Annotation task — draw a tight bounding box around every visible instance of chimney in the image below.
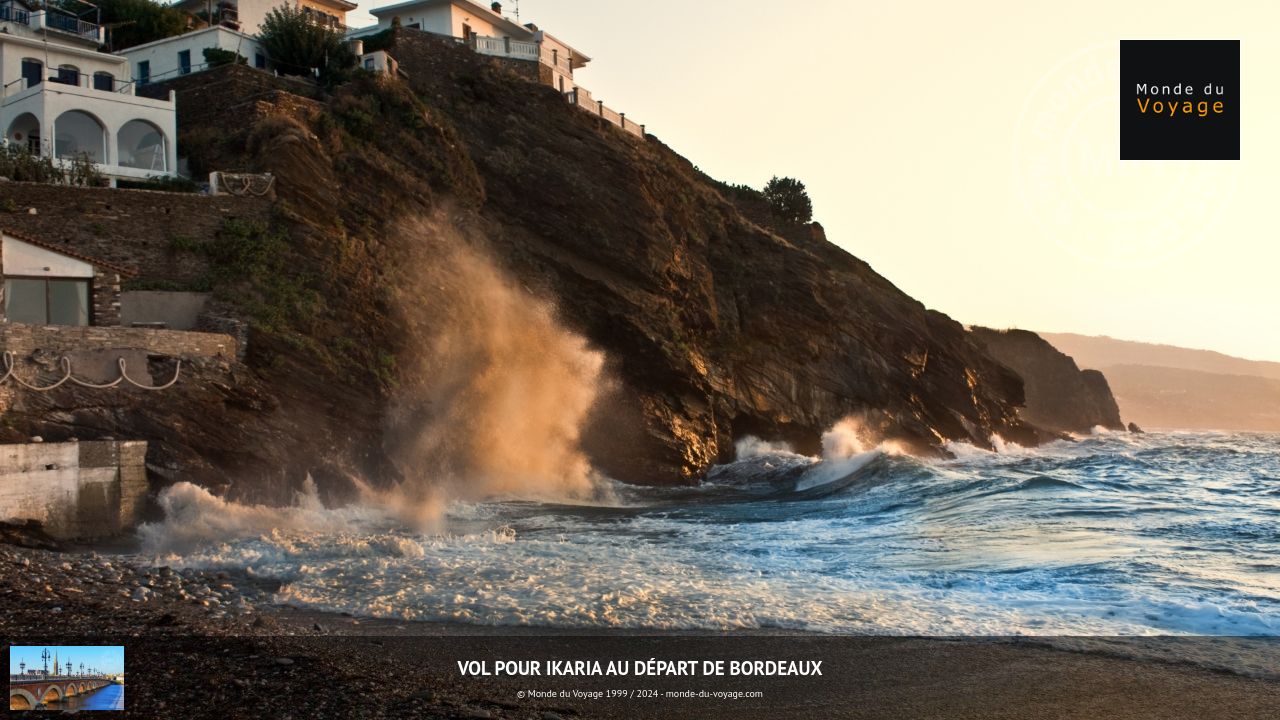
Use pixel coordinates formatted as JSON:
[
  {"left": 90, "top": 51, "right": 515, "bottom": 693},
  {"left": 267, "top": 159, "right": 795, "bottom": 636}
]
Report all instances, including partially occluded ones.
[{"left": 491, "top": 2, "right": 502, "bottom": 13}]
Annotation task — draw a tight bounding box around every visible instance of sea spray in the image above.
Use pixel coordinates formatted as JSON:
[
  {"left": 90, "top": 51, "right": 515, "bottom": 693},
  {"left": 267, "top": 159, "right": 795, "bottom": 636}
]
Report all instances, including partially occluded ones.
[
  {"left": 142, "top": 215, "right": 612, "bottom": 549},
  {"left": 383, "top": 217, "right": 609, "bottom": 525}
]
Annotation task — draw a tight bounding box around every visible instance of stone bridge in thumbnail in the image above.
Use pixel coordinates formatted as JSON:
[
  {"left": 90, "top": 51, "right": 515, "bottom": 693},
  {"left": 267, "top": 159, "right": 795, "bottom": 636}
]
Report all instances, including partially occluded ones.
[{"left": 9, "top": 675, "right": 116, "bottom": 710}]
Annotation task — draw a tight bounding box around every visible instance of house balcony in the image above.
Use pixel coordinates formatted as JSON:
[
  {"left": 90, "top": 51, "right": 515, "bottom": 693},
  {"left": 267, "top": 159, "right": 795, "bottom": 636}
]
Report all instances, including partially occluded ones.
[
  {"left": 1, "top": 78, "right": 178, "bottom": 182},
  {"left": 42, "top": 8, "right": 99, "bottom": 40},
  {"left": 0, "top": 3, "right": 31, "bottom": 25},
  {"left": 470, "top": 35, "right": 574, "bottom": 76}
]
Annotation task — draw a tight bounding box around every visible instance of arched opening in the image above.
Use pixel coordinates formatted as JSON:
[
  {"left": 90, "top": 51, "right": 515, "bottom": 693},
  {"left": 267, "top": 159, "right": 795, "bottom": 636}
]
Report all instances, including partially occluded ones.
[
  {"left": 93, "top": 71, "right": 115, "bottom": 91},
  {"left": 116, "top": 119, "right": 166, "bottom": 171},
  {"left": 40, "top": 685, "right": 63, "bottom": 705},
  {"left": 64, "top": 683, "right": 77, "bottom": 697},
  {"left": 6, "top": 112, "right": 41, "bottom": 154},
  {"left": 54, "top": 110, "right": 106, "bottom": 163},
  {"left": 10, "top": 689, "right": 37, "bottom": 710}
]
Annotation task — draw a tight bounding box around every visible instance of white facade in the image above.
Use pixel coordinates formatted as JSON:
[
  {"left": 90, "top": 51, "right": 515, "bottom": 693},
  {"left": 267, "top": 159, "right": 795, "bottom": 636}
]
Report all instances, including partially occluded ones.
[
  {"left": 3, "top": 235, "right": 94, "bottom": 278},
  {"left": 361, "top": 0, "right": 590, "bottom": 93},
  {"left": 0, "top": 9, "right": 178, "bottom": 181},
  {"left": 119, "top": 26, "right": 267, "bottom": 86},
  {"left": 368, "top": 0, "right": 520, "bottom": 39},
  {"left": 359, "top": 49, "right": 398, "bottom": 76},
  {"left": 170, "top": 0, "right": 359, "bottom": 36}
]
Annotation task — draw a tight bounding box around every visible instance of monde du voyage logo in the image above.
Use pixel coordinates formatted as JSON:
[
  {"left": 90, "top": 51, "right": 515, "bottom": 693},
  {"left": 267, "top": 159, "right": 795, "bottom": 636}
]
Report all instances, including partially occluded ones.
[{"left": 1120, "top": 40, "right": 1240, "bottom": 160}]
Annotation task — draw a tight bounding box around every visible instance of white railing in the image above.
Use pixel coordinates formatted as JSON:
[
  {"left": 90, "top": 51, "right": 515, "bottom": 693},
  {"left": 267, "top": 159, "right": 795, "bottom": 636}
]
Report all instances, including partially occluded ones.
[
  {"left": 473, "top": 35, "right": 540, "bottom": 62},
  {"left": 568, "top": 88, "right": 644, "bottom": 139},
  {"left": 540, "top": 47, "right": 572, "bottom": 75},
  {"left": 467, "top": 33, "right": 648, "bottom": 140}
]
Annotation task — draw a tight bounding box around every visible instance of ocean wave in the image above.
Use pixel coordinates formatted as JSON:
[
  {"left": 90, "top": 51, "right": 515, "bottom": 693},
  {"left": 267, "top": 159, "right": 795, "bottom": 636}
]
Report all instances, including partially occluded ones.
[{"left": 135, "top": 431, "right": 1280, "bottom": 652}]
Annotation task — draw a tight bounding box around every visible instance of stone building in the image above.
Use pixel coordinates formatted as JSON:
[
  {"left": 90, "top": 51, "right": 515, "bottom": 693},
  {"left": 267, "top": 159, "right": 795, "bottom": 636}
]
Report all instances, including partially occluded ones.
[{"left": 0, "top": 228, "right": 132, "bottom": 327}]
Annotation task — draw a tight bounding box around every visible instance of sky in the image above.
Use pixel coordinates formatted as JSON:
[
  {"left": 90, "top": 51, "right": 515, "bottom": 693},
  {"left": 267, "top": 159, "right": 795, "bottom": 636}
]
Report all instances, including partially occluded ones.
[
  {"left": 352, "top": 1, "right": 1278, "bottom": 362},
  {"left": 9, "top": 646, "right": 124, "bottom": 675}
]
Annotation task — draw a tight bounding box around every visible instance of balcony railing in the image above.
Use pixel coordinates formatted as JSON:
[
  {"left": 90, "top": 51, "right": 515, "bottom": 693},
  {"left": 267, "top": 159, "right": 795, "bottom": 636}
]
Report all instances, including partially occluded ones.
[
  {"left": 44, "top": 9, "right": 98, "bottom": 39},
  {"left": 0, "top": 4, "right": 31, "bottom": 24}
]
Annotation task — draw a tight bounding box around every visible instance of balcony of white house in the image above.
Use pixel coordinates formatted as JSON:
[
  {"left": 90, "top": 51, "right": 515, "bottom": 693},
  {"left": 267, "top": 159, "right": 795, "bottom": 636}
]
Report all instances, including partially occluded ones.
[
  {"left": 0, "top": 3, "right": 104, "bottom": 44},
  {"left": 2, "top": 74, "right": 177, "bottom": 182},
  {"left": 470, "top": 34, "right": 576, "bottom": 76}
]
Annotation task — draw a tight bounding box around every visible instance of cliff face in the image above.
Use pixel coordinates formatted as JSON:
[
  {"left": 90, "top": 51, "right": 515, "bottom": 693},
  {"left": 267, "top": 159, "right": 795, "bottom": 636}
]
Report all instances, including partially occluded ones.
[
  {"left": 969, "top": 328, "right": 1124, "bottom": 435},
  {"left": 2, "top": 33, "right": 1058, "bottom": 498}
]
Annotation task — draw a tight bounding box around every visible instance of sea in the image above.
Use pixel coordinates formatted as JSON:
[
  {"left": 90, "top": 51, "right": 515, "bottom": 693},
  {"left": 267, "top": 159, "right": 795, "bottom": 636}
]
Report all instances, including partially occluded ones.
[{"left": 139, "top": 431, "right": 1279, "bottom": 641}]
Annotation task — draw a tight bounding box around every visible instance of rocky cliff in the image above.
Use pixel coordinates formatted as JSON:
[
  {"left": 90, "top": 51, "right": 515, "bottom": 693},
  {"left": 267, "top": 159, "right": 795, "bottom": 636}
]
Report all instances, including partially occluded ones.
[
  {"left": 2, "top": 32, "right": 1064, "bottom": 500},
  {"left": 969, "top": 327, "right": 1124, "bottom": 434}
]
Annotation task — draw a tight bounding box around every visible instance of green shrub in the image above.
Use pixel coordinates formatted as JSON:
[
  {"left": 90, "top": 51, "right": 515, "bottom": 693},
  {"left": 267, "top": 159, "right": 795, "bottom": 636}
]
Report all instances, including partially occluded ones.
[
  {"left": 97, "top": 0, "right": 189, "bottom": 52},
  {"left": 203, "top": 47, "right": 247, "bottom": 68},
  {"left": 762, "top": 176, "right": 813, "bottom": 224},
  {"left": 0, "top": 144, "right": 103, "bottom": 186},
  {"left": 259, "top": 6, "right": 356, "bottom": 85}
]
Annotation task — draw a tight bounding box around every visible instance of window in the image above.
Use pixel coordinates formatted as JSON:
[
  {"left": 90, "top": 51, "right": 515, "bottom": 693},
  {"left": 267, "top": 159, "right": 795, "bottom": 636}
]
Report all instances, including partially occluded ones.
[
  {"left": 254, "top": 53, "right": 266, "bottom": 69},
  {"left": 137, "top": 60, "right": 150, "bottom": 85},
  {"left": 364, "top": 58, "right": 375, "bottom": 70},
  {"left": 93, "top": 72, "right": 114, "bottom": 91},
  {"left": 54, "top": 65, "right": 80, "bottom": 86},
  {"left": 20, "top": 59, "right": 42, "bottom": 88},
  {"left": 4, "top": 278, "right": 90, "bottom": 326},
  {"left": 178, "top": 50, "right": 191, "bottom": 75}
]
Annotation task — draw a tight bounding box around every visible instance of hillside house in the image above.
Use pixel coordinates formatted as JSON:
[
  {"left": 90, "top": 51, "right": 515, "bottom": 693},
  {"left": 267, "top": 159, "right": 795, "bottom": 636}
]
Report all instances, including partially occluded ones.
[
  {"left": 120, "top": 25, "right": 268, "bottom": 84},
  {"left": 0, "top": 229, "right": 133, "bottom": 327},
  {"left": 364, "top": 0, "right": 590, "bottom": 94},
  {"left": 0, "top": 0, "right": 178, "bottom": 181},
  {"left": 169, "top": 0, "right": 357, "bottom": 35},
  {"left": 118, "top": 0, "right": 360, "bottom": 83}
]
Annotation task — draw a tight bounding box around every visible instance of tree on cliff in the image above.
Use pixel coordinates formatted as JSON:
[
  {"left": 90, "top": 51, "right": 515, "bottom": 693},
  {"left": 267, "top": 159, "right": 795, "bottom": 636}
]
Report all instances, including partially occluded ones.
[
  {"left": 762, "top": 176, "right": 814, "bottom": 225},
  {"left": 96, "top": 0, "right": 189, "bottom": 52},
  {"left": 259, "top": 6, "right": 356, "bottom": 84}
]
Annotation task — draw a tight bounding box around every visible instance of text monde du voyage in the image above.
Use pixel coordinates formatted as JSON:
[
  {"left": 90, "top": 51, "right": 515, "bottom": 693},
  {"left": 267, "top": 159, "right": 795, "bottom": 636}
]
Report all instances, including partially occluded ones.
[
  {"left": 1135, "top": 82, "right": 1228, "bottom": 118},
  {"left": 457, "top": 659, "right": 824, "bottom": 677}
]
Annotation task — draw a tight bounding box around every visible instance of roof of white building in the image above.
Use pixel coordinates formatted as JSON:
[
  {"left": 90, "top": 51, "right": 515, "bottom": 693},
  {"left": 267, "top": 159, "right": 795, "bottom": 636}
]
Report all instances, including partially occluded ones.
[
  {"left": 114, "top": 24, "right": 260, "bottom": 55},
  {"left": 170, "top": 0, "right": 360, "bottom": 13},
  {"left": 1, "top": 229, "right": 139, "bottom": 277},
  {"left": 0, "top": 30, "right": 128, "bottom": 66},
  {"left": 370, "top": 0, "right": 531, "bottom": 38}
]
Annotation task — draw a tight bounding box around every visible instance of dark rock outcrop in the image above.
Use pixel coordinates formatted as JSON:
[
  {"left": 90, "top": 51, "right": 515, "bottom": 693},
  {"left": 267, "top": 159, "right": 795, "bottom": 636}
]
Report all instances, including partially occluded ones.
[
  {"left": 969, "top": 327, "right": 1124, "bottom": 435},
  {"left": 2, "top": 38, "right": 1060, "bottom": 496}
]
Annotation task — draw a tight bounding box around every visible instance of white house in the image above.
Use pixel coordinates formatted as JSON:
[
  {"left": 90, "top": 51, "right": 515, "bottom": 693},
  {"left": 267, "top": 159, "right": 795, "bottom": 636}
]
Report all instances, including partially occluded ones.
[
  {"left": 0, "top": 0, "right": 179, "bottom": 181},
  {"left": 116, "top": 0, "right": 359, "bottom": 85},
  {"left": 363, "top": 0, "right": 590, "bottom": 94},
  {"left": 169, "top": 0, "right": 358, "bottom": 35},
  {"left": 120, "top": 25, "right": 267, "bottom": 85}
]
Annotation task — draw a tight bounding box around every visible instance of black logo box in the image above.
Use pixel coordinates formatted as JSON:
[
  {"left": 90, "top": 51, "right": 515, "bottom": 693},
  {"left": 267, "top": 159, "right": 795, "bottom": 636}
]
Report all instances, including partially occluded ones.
[{"left": 1120, "top": 40, "right": 1239, "bottom": 160}]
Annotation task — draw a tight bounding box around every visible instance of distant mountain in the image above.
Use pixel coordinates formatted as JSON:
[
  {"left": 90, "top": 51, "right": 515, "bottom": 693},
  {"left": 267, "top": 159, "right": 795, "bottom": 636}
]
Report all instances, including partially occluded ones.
[
  {"left": 1099, "top": 365, "right": 1280, "bottom": 432},
  {"left": 1037, "top": 333, "right": 1280, "bottom": 431},
  {"left": 1040, "top": 333, "right": 1280, "bottom": 381}
]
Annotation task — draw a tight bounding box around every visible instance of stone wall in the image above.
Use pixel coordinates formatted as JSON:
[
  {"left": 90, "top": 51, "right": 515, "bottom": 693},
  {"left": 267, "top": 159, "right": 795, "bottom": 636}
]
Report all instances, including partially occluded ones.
[
  {"left": 138, "top": 63, "right": 321, "bottom": 127},
  {"left": 121, "top": 291, "right": 211, "bottom": 330},
  {"left": 0, "top": 323, "right": 237, "bottom": 361},
  {"left": 0, "top": 182, "right": 270, "bottom": 284},
  {"left": 91, "top": 268, "right": 123, "bottom": 327},
  {"left": 0, "top": 440, "right": 148, "bottom": 539}
]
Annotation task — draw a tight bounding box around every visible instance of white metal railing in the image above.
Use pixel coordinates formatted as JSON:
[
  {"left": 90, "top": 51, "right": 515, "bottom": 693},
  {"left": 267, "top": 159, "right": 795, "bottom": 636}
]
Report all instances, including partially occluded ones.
[{"left": 2, "top": 74, "right": 137, "bottom": 99}]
